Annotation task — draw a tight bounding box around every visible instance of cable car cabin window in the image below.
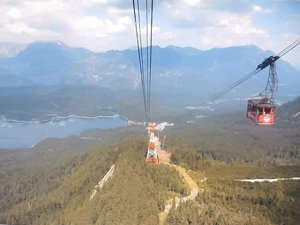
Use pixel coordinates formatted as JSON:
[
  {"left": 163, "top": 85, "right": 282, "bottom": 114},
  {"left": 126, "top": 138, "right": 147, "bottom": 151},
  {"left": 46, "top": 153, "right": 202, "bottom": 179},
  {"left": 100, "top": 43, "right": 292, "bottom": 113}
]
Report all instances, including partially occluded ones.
[
  {"left": 265, "top": 107, "right": 271, "bottom": 114},
  {"left": 248, "top": 102, "right": 257, "bottom": 112},
  {"left": 253, "top": 106, "right": 263, "bottom": 115}
]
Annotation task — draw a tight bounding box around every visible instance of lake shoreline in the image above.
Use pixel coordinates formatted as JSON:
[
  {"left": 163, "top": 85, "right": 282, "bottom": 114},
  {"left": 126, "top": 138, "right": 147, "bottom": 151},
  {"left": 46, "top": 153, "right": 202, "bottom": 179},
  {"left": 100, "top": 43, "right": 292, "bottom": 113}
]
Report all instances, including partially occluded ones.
[{"left": 0, "top": 112, "right": 128, "bottom": 149}]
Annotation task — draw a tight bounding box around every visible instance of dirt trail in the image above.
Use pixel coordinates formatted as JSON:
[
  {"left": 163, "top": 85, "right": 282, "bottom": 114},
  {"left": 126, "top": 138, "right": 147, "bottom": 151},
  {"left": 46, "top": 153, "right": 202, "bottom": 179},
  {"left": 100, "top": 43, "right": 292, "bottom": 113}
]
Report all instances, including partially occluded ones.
[
  {"left": 88, "top": 150, "right": 202, "bottom": 224},
  {"left": 89, "top": 164, "right": 115, "bottom": 201},
  {"left": 159, "top": 163, "right": 203, "bottom": 225}
]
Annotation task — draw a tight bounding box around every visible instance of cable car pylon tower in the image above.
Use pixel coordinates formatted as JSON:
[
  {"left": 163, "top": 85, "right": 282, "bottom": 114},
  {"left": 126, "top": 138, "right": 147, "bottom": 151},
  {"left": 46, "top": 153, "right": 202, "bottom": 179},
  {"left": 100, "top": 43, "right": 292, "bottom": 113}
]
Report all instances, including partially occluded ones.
[
  {"left": 256, "top": 56, "right": 279, "bottom": 102},
  {"left": 132, "top": 0, "right": 160, "bottom": 163}
]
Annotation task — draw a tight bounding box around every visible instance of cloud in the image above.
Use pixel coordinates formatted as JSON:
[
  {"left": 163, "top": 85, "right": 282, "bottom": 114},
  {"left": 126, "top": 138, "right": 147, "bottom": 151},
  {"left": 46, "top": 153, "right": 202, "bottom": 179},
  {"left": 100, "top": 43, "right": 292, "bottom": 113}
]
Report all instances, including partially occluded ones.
[
  {"left": 6, "top": 22, "right": 36, "bottom": 34},
  {"left": 0, "top": 0, "right": 298, "bottom": 70},
  {"left": 253, "top": 4, "right": 263, "bottom": 13},
  {"left": 0, "top": 0, "right": 136, "bottom": 49},
  {"left": 252, "top": 5, "right": 271, "bottom": 14},
  {"left": 73, "top": 15, "right": 132, "bottom": 35},
  {"left": 155, "top": 1, "right": 270, "bottom": 50},
  {"left": 7, "top": 7, "right": 21, "bottom": 19}
]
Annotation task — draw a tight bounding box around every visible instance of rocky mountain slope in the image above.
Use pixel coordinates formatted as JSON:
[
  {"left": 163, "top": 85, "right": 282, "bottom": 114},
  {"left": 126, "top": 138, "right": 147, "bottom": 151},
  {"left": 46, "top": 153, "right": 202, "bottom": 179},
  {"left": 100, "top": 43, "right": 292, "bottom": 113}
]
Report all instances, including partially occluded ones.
[{"left": 0, "top": 41, "right": 299, "bottom": 103}]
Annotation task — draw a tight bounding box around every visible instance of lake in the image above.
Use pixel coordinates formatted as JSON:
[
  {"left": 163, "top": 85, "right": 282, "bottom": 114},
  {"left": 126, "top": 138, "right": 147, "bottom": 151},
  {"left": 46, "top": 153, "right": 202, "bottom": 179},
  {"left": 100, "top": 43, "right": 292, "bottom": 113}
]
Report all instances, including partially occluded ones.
[{"left": 0, "top": 115, "right": 127, "bottom": 149}]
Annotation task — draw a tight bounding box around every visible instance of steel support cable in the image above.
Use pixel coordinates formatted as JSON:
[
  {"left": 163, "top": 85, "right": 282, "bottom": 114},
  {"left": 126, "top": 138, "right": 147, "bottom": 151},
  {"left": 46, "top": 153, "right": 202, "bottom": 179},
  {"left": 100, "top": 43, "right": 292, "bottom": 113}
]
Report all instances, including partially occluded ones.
[
  {"left": 211, "top": 69, "right": 261, "bottom": 101},
  {"left": 132, "top": 0, "right": 154, "bottom": 123},
  {"left": 169, "top": 68, "right": 260, "bottom": 123},
  {"left": 148, "top": 0, "right": 154, "bottom": 121},
  {"left": 210, "top": 37, "right": 300, "bottom": 101},
  {"left": 259, "top": 63, "right": 278, "bottom": 101},
  {"left": 257, "top": 37, "right": 300, "bottom": 100},
  {"left": 137, "top": 0, "right": 148, "bottom": 121},
  {"left": 170, "top": 69, "right": 261, "bottom": 123},
  {"left": 132, "top": 0, "right": 148, "bottom": 121},
  {"left": 276, "top": 37, "right": 300, "bottom": 57},
  {"left": 145, "top": 0, "right": 150, "bottom": 120},
  {"left": 146, "top": 0, "right": 149, "bottom": 120},
  {"left": 172, "top": 37, "right": 300, "bottom": 124},
  {"left": 144, "top": 0, "right": 154, "bottom": 121}
]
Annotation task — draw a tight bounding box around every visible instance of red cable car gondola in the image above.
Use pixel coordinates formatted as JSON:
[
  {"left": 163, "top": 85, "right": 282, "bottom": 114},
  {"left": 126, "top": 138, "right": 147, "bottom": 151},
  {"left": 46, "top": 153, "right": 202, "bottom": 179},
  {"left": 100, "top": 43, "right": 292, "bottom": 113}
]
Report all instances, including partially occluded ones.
[
  {"left": 216, "top": 55, "right": 279, "bottom": 125},
  {"left": 247, "top": 56, "right": 278, "bottom": 125},
  {"left": 211, "top": 37, "right": 300, "bottom": 125},
  {"left": 247, "top": 97, "right": 275, "bottom": 125}
]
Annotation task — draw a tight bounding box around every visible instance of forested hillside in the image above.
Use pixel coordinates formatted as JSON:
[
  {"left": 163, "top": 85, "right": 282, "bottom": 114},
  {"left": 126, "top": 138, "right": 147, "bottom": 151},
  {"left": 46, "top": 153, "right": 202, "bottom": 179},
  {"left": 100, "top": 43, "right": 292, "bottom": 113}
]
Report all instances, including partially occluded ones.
[
  {"left": 0, "top": 97, "right": 299, "bottom": 225},
  {"left": 0, "top": 137, "right": 189, "bottom": 225},
  {"left": 1, "top": 133, "right": 299, "bottom": 225}
]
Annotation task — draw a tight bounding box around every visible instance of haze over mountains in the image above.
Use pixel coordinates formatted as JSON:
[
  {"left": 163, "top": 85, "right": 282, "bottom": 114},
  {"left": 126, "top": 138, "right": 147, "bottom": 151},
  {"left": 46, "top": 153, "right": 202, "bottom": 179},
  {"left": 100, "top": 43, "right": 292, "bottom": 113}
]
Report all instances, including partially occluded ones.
[
  {"left": 0, "top": 41, "right": 299, "bottom": 103},
  {"left": 0, "top": 42, "right": 26, "bottom": 57}
]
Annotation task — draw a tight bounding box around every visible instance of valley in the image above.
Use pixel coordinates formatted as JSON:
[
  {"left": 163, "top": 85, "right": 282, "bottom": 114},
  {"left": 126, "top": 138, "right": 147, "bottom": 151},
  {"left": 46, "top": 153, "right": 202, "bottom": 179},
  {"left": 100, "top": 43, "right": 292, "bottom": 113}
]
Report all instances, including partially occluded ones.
[
  {"left": 0, "top": 42, "right": 299, "bottom": 225},
  {"left": 1, "top": 0, "right": 300, "bottom": 224},
  {"left": 0, "top": 96, "right": 299, "bottom": 224}
]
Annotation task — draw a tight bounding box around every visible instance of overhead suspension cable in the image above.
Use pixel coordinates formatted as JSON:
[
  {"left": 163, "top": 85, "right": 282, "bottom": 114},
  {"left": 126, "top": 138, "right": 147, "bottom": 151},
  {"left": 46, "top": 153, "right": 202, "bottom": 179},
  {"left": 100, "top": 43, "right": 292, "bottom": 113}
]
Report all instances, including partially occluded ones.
[
  {"left": 146, "top": 0, "right": 149, "bottom": 119},
  {"left": 132, "top": 0, "right": 154, "bottom": 123},
  {"left": 148, "top": 0, "right": 154, "bottom": 120},
  {"left": 132, "top": 0, "right": 148, "bottom": 121},
  {"left": 211, "top": 69, "right": 261, "bottom": 101},
  {"left": 211, "top": 36, "right": 300, "bottom": 101},
  {"left": 171, "top": 68, "right": 265, "bottom": 123},
  {"left": 276, "top": 37, "right": 300, "bottom": 57},
  {"left": 172, "top": 36, "right": 300, "bottom": 123}
]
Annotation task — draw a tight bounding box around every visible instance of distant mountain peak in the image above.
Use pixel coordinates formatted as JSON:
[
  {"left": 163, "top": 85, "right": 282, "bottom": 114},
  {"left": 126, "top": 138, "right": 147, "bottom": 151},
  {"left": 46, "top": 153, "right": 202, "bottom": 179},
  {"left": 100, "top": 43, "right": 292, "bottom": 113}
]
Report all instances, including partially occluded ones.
[
  {"left": 31, "top": 40, "right": 66, "bottom": 46},
  {"left": 26, "top": 41, "right": 69, "bottom": 50},
  {"left": 0, "top": 42, "right": 299, "bottom": 102}
]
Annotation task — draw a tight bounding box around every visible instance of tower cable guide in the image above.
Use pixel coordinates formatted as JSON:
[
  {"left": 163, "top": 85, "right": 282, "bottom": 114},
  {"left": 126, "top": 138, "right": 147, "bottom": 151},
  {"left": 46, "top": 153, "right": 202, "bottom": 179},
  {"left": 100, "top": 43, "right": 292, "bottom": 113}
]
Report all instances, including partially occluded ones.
[{"left": 132, "top": 0, "right": 160, "bottom": 163}]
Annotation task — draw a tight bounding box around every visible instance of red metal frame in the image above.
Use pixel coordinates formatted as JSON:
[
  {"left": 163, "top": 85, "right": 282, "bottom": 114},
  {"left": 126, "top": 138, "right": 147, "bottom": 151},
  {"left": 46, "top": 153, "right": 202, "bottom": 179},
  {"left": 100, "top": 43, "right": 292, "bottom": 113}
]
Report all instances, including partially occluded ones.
[
  {"left": 247, "top": 98, "right": 275, "bottom": 125},
  {"left": 145, "top": 123, "right": 160, "bottom": 164}
]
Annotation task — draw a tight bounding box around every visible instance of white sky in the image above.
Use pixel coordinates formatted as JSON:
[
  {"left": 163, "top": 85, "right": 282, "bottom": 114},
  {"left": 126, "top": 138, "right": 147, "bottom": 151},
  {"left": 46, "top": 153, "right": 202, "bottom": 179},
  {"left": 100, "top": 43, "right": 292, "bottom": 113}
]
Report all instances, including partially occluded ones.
[{"left": 0, "top": 0, "right": 299, "bottom": 69}]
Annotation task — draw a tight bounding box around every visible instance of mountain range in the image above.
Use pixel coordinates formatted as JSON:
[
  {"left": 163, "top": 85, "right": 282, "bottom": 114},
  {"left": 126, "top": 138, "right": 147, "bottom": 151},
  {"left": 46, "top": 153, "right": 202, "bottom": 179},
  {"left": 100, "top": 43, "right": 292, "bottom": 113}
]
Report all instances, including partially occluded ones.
[{"left": 0, "top": 41, "right": 299, "bottom": 103}]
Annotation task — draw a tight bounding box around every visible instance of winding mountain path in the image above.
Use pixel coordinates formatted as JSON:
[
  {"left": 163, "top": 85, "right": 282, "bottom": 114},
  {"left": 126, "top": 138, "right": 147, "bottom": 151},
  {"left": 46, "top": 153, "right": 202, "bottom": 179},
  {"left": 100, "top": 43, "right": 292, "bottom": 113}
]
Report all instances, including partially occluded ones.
[
  {"left": 159, "top": 163, "right": 204, "bottom": 225},
  {"left": 88, "top": 152, "right": 203, "bottom": 224}
]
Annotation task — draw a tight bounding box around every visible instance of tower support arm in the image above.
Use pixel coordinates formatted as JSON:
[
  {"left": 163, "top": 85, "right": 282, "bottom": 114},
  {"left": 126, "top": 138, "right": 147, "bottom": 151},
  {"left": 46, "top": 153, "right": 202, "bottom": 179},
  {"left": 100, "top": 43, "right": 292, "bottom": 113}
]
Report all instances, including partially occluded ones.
[{"left": 256, "top": 56, "right": 280, "bottom": 70}]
